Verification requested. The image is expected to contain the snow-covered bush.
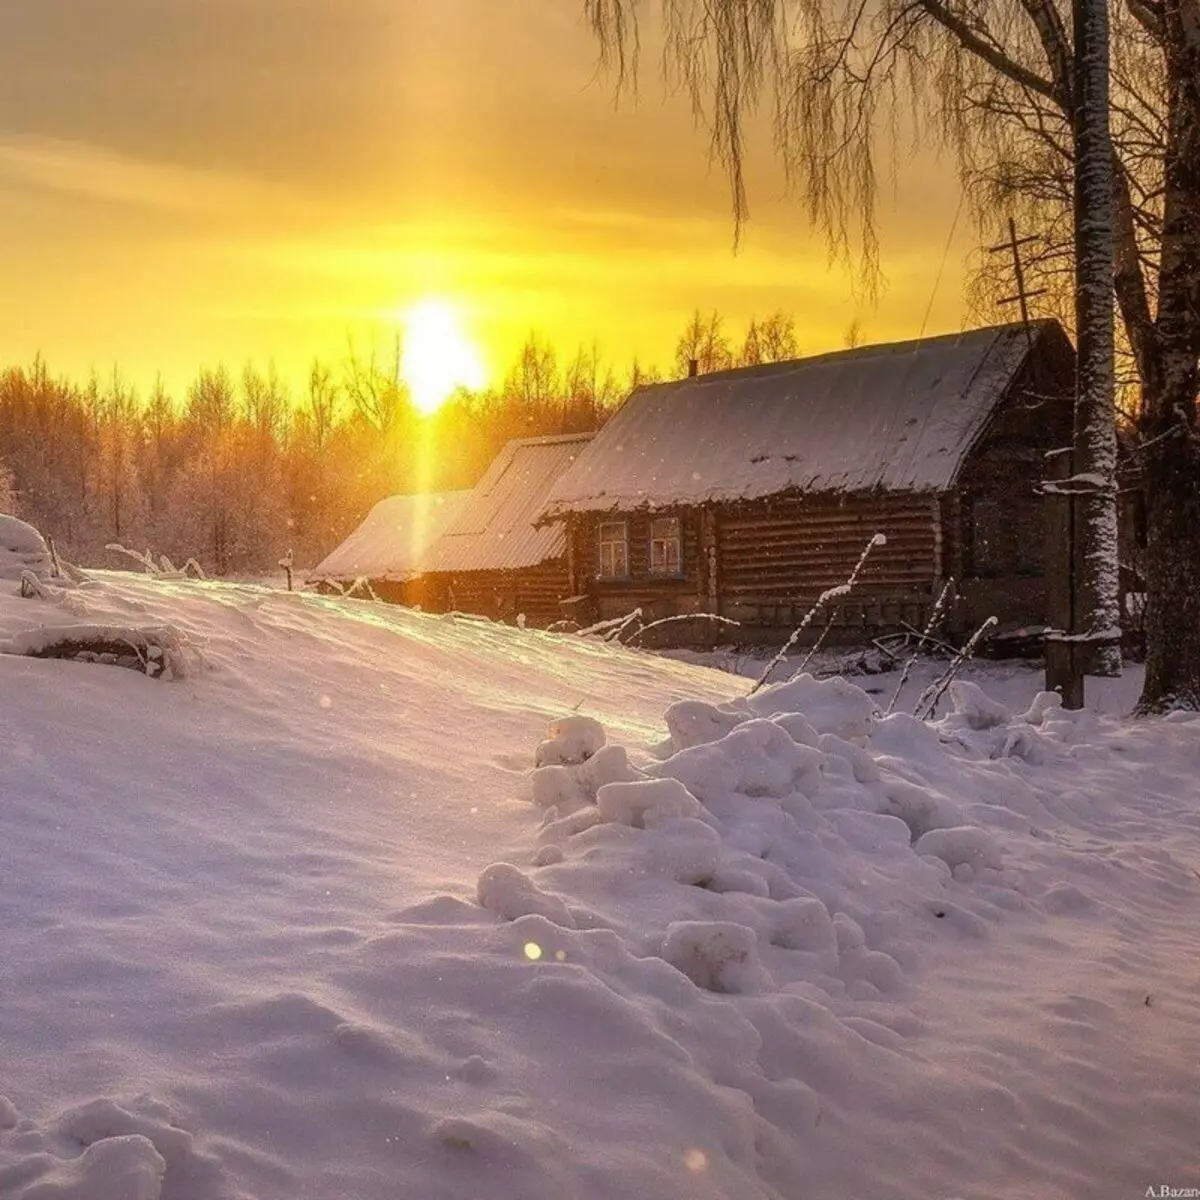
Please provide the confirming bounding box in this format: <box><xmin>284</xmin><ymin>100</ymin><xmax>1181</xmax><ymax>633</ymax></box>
<box><xmin>534</xmin><ymin>715</ymin><xmax>606</xmax><ymax>766</ymax></box>
<box><xmin>0</xmin><ymin>514</ymin><xmax>52</xmax><ymax>581</ymax></box>
<box><xmin>661</xmin><ymin>921</ymin><xmax>768</xmax><ymax>994</ymax></box>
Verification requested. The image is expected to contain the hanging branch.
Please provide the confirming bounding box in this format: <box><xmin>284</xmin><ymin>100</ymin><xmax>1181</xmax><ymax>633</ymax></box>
<box><xmin>913</xmin><ymin>615</ymin><xmax>999</xmax><ymax>721</ymax></box>
<box><xmin>885</xmin><ymin>577</ymin><xmax>956</xmax><ymax>716</ymax></box>
<box><xmin>749</xmin><ymin>533</ymin><xmax>886</xmax><ymax>696</ymax></box>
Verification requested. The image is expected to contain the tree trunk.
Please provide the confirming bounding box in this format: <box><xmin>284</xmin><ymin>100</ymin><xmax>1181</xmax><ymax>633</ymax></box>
<box><xmin>1138</xmin><ymin>403</ymin><xmax>1200</xmax><ymax>711</ymax></box>
<box><xmin>1135</xmin><ymin>8</ymin><xmax>1200</xmax><ymax>712</ymax></box>
<box><xmin>1071</xmin><ymin>0</ymin><xmax>1121</xmax><ymax>677</ymax></box>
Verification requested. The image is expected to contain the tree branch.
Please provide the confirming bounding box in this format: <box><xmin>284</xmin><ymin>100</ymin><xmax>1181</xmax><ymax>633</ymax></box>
<box><xmin>915</xmin><ymin>0</ymin><xmax>1059</xmax><ymax>102</ymax></box>
<box><xmin>1126</xmin><ymin>0</ymin><xmax>1166</xmax><ymax>40</ymax></box>
<box><xmin>1017</xmin><ymin>0</ymin><xmax>1075</xmax><ymax>111</ymax></box>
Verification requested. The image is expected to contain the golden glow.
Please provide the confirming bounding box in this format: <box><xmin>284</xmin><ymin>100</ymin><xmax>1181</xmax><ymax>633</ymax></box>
<box><xmin>523</xmin><ymin>942</ymin><xmax>543</xmax><ymax>961</ymax></box>
<box><xmin>0</xmin><ymin>8</ymin><xmax>972</xmax><ymax>395</ymax></box>
<box><xmin>400</xmin><ymin>298</ymin><xmax>487</xmax><ymax>415</ymax></box>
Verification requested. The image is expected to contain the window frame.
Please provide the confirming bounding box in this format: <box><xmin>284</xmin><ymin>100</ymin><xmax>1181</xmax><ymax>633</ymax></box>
<box><xmin>647</xmin><ymin>515</ymin><xmax>683</xmax><ymax>578</ymax></box>
<box><xmin>597</xmin><ymin>520</ymin><xmax>630</xmax><ymax>580</ymax></box>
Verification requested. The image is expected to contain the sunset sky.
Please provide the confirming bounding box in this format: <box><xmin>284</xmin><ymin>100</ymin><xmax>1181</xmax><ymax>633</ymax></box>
<box><xmin>0</xmin><ymin>0</ymin><xmax>975</xmax><ymax>397</ymax></box>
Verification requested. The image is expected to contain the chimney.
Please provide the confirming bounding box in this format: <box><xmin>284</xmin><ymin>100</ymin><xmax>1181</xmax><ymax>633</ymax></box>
<box><xmin>688</xmin><ymin>358</ymin><xmax>699</xmax><ymax>378</ymax></box>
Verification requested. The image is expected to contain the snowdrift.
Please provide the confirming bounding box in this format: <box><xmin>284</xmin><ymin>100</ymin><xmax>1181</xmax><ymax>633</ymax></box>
<box><xmin>2</xmin><ymin>568</ymin><xmax>1199</xmax><ymax>1199</ymax></box>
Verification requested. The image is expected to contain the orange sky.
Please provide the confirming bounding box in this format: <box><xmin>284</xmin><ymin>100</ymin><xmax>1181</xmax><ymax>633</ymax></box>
<box><xmin>0</xmin><ymin>0</ymin><xmax>977</xmax><ymax>397</ymax></box>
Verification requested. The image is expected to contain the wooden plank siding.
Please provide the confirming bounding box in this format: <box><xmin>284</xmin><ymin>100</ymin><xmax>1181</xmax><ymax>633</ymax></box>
<box><xmin>946</xmin><ymin>337</ymin><xmax>1075</xmax><ymax>635</ymax></box>
<box><xmin>567</xmin><ymin>496</ymin><xmax>945</xmax><ymax>645</ymax></box>
<box><xmin>715</xmin><ymin>493</ymin><xmax>942</xmax><ymax>639</ymax></box>
<box><xmin>423</xmin><ymin>561</ymin><xmax>572</xmax><ymax>627</ymax></box>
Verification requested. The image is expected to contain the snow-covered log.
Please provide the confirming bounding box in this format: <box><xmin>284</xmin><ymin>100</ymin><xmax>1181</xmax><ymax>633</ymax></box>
<box><xmin>0</xmin><ymin>623</ymin><xmax>192</xmax><ymax>679</ymax></box>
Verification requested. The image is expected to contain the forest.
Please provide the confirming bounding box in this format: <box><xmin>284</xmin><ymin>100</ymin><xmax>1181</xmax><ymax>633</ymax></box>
<box><xmin>0</xmin><ymin>309</ymin><xmax>799</xmax><ymax>575</ymax></box>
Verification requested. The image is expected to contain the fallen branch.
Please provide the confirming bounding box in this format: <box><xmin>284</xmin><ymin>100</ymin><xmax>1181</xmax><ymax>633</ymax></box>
<box><xmin>577</xmin><ymin>608</ymin><xmax>642</xmax><ymax>639</ymax></box>
<box><xmin>19</xmin><ymin>570</ymin><xmax>46</xmax><ymax>599</ymax></box>
<box><xmin>604</xmin><ymin>608</ymin><xmax>644</xmax><ymax>643</ymax></box>
<box><xmin>343</xmin><ymin>577</ymin><xmax>382</xmax><ymax>602</ymax></box>
<box><xmin>106</xmin><ymin>543</ymin><xmax>205</xmax><ymax>580</ymax></box>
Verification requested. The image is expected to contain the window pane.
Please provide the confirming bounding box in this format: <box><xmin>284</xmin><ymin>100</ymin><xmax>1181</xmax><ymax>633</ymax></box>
<box><xmin>598</xmin><ymin>521</ymin><xmax>628</xmax><ymax>578</ymax></box>
<box><xmin>649</xmin><ymin>516</ymin><xmax>681</xmax><ymax>576</ymax></box>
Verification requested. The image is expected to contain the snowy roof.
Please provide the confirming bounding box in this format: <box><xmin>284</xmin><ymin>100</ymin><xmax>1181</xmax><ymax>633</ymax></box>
<box><xmin>423</xmin><ymin>433</ymin><xmax>593</xmax><ymax>574</ymax></box>
<box><xmin>543</xmin><ymin>321</ymin><xmax>1060</xmax><ymax>515</ymax></box>
<box><xmin>309</xmin><ymin>491</ymin><xmax>470</xmax><ymax>583</ymax></box>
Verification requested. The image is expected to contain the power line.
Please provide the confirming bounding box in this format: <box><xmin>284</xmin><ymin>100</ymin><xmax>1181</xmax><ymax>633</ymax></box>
<box><xmin>918</xmin><ymin>190</ymin><xmax>967</xmax><ymax>341</ymax></box>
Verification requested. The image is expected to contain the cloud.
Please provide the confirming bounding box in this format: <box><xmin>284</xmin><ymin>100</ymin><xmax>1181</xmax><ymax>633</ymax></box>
<box><xmin>0</xmin><ymin>135</ymin><xmax>277</xmax><ymax>215</ymax></box>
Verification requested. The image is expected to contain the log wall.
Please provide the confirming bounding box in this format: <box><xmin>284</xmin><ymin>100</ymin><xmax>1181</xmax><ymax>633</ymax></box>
<box><xmin>423</xmin><ymin>561</ymin><xmax>572</xmax><ymax>627</ymax></box>
<box><xmin>715</xmin><ymin>493</ymin><xmax>942</xmax><ymax>638</ymax></box>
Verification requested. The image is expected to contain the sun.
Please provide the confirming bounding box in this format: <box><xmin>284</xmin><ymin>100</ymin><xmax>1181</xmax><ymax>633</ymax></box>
<box><xmin>400</xmin><ymin>298</ymin><xmax>487</xmax><ymax>415</ymax></box>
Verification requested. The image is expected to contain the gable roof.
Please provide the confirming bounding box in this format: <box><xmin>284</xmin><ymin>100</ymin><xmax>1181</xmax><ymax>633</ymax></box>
<box><xmin>543</xmin><ymin>320</ymin><xmax>1066</xmax><ymax>516</ymax></box>
<box><xmin>309</xmin><ymin>490</ymin><xmax>470</xmax><ymax>583</ymax></box>
<box><xmin>423</xmin><ymin>433</ymin><xmax>593</xmax><ymax>574</ymax></box>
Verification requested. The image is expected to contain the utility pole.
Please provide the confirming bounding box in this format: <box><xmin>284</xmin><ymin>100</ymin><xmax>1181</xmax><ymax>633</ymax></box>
<box><xmin>987</xmin><ymin>217</ymin><xmax>1047</xmax><ymax>351</ymax></box>
<box><xmin>987</xmin><ymin>219</ymin><xmax>1084</xmax><ymax>705</ymax></box>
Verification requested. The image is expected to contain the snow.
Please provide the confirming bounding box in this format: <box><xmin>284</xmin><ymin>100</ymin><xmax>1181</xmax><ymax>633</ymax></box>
<box><xmin>542</xmin><ymin>323</ymin><xmax>1048</xmax><ymax>514</ymax></box>
<box><xmin>421</xmin><ymin>434</ymin><xmax>591</xmax><ymax>574</ymax></box>
<box><xmin>0</xmin><ymin>514</ymin><xmax>52</xmax><ymax>581</ymax></box>
<box><xmin>307</xmin><ymin>490</ymin><xmax>469</xmax><ymax>583</ymax></box>
<box><xmin>3</xmin><ymin>561</ymin><xmax>1200</xmax><ymax>1198</ymax></box>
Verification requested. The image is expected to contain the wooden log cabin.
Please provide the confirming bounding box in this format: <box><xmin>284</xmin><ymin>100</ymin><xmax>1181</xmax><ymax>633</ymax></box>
<box><xmin>539</xmin><ymin>320</ymin><xmax>1077</xmax><ymax>646</ymax></box>
<box><xmin>418</xmin><ymin>433</ymin><xmax>594</xmax><ymax>625</ymax></box>
<box><xmin>307</xmin><ymin>490</ymin><xmax>470</xmax><ymax>603</ymax></box>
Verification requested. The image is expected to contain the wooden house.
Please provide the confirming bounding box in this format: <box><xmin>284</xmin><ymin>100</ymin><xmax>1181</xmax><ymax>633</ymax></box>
<box><xmin>419</xmin><ymin>433</ymin><xmax>593</xmax><ymax>625</ymax></box>
<box><xmin>539</xmin><ymin>320</ymin><xmax>1077</xmax><ymax>645</ymax></box>
<box><xmin>308</xmin><ymin>490</ymin><xmax>469</xmax><ymax>604</ymax></box>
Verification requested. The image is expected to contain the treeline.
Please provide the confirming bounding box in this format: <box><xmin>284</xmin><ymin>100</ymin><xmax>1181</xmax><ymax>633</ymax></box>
<box><xmin>0</xmin><ymin>309</ymin><xmax>800</xmax><ymax>574</ymax></box>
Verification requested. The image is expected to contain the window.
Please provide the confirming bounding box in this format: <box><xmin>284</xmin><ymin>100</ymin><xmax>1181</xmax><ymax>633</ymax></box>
<box><xmin>648</xmin><ymin>517</ymin><xmax>682</xmax><ymax>576</ymax></box>
<box><xmin>598</xmin><ymin>521</ymin><xmax>629</xmax><ymax>579</ymax></box>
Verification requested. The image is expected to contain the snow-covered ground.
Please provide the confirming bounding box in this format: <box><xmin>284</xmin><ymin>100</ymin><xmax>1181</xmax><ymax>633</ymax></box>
<box><xmin>2</xmin><ymin>571</ymin><xmax>1199</xmax><ymax>1200</ymax></box>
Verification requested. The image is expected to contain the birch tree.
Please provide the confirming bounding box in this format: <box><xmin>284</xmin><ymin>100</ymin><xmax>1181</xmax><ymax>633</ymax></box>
<box><xmin>1071</xmin><ymin>0</ymin><xmax>1122</xmax><ymax>677</ymax></box>
<box><xmin>586</xmin><ymin>0</ymin><xmax>1200</xmax><ymax>712</ymax></box>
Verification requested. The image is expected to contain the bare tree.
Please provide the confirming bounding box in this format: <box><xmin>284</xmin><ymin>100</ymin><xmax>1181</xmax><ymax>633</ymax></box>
<box><xmin>758</xmin><ymin>310</ymin><xmax>799</xmax><ymax>361</ymax></box>
<box><xmin>626</xmin><ymin>356</ymin><xmax>664</xmax><ymax>392</ymax></box>
<box><xmin>0</xmin><ymin>459</ymin><xmax>17</xmax><ymax>514</ymax></box>
<box><xmin>741</xmin><ymin>318</ymin><xmax>764</xmax><ymax>365</ymax></box>
<box><xmin>306</xmin><ymin>361</ymin><xmax>340</xmax><ymax>455</ymax></box>
<box><xmin>586</xmin><ymin>0</ymin><xmax>1200</xmax><ymax>712</ymax></box>
<box><xmin>674</xmin><ymin>309</ymin><xmax>734</xmax><ymax>376</ymax></box>
<box><xmin>344</xmin><ymin>336</ymin><xmax>410</xmax><ymax>437</ymax></box>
